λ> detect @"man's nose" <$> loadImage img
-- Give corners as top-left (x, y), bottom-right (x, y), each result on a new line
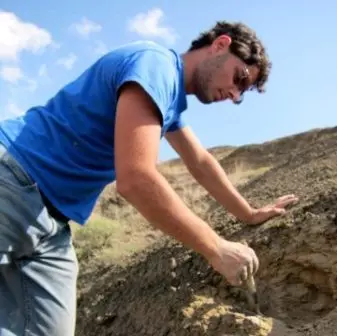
top-left (229, 89), bottom-right (242, 105)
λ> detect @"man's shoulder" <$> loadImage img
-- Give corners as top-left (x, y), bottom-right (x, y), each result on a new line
top-left (109, 40), bottom-right (173, 57)
top-left (100, 40), bottom-right (178, 71)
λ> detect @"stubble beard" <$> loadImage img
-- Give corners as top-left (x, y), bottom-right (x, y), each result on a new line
top-left (192, 52), bottom-right (231, 104)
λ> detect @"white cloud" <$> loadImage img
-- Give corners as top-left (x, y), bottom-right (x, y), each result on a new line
top-left (94, 40), bottom-right (108, 56)
top-left (57, 53), bottom-right (77, 70)
top-left (127, 8), bottom-right (178, 45)
top-left (25, 79), bottom-right (38, 92)
top-left (6, 102), bottom-right (24, 116)
top-left (70, 17), bottom-right (102, 38)
top-left (0, 66), bottom-right (38, 91)
top-left (0, 10), bottom-right (53, 61)
top-left (50, 41), bottom-right (61, 50)
top-left (0, 66), bottom-right (23, 83)
top-left (0, 102), bottom-right (25, 121)
top-left (38, 64), bottom-right (48, 77)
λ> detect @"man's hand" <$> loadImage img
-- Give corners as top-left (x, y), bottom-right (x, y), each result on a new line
top-left (208, 238), bottom-right (259, 286)
top-left (246, 194), bottom-right (299, 225)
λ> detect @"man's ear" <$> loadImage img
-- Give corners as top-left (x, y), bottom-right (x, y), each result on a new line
top-left (212, 34), bottom-right (232, 53)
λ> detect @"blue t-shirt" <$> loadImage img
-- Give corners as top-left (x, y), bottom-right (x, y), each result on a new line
top-left (0, 41), bottom-right (188, 224)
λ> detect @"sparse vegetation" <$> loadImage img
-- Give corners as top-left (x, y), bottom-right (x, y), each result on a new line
top-left (71, 213), bottom-right (162, 269)
top-left (228, 163), bottom-right (271, 185)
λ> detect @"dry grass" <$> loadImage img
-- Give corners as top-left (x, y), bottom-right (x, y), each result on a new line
top-left (228, 164), bottom-right (271, 185)
top-left (158, 161), bottom-right (189, 176)
top-left (71, 213), bottom-right (162, 268)
top-left (158, 145), bottom-right (235, 181)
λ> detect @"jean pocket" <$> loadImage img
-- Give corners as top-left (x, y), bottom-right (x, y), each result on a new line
top-left (0, 156), bottom-right (38, 192)
top-left (0, 181), bottom-right (54, 259)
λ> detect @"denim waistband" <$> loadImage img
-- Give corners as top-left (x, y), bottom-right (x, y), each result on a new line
top-left (0, 144), bottom-right (36, 188)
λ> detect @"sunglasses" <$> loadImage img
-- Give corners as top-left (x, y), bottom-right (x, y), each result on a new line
top-left (233, 64), bottom-right (251, 105)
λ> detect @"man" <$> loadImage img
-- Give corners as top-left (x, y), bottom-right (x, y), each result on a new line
top-left (0, 21), bottom-right (297, 335)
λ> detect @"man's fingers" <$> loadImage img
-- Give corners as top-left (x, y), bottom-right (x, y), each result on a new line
top-left (282, 196), bottom-right (298, 205)
top-left (242, 242), bottom-right (259, 275)
top-left (251, 251), bottom-right (259, 274)
top-left (277, 194), bottom-right (296, 201)
top-left (273, 208), bottom-right (286, 215)
top-left (276, 194), bottom-right (299, 207)
top-left (230, 277), bottom-right (242, 286)
top-left (238, 258), bottom-right (258, 285)
top-left (227, 272), bottom-right (243, 286)
top-left (247, 260), bottom-right (254, 277)
top-left (239, 265), bottom-right (248, 283)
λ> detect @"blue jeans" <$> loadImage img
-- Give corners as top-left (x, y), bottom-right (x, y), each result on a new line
top-left (0, 145), bottom-right (78, 335)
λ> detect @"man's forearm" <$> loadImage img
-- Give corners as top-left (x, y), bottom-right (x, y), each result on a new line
top-left (188, 152), bottom-right (254, 222)
top-left (117, 168), bottom-right (221, 260)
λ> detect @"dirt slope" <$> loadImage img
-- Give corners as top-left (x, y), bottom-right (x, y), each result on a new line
top-left (75, 126), bottom-right (337, 336)
top-left (93, 144), bottom-right (235, 221)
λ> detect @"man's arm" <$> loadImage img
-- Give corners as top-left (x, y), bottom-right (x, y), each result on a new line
top-left (165, 126), bottom-right (298, 224)
top-left (165, 126), bottom-right (254, 223)
top-left (115, 82), bottom-right (220, 260)
top-left (114, 82), bottom-right (258, 286)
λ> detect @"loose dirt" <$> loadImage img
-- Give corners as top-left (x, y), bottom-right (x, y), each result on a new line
top-left (75, 126), bottom-right (337, 336)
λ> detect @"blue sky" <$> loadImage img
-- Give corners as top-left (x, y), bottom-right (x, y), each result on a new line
top-left (0, 1), bottom-right (336, 161)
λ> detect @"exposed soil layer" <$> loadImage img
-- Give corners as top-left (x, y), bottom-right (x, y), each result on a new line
top-left (75, 126), bottom-right (337, 336)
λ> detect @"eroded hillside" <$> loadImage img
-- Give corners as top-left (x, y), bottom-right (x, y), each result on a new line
top-left (74, 126), bottom-right (337, 336)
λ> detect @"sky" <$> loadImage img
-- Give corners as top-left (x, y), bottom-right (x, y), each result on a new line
top-left (0, 1), bottom-right (336, 161)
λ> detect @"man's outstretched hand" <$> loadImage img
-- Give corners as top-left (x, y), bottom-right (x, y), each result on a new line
top-left (246, 194), bottom-right (299, 225)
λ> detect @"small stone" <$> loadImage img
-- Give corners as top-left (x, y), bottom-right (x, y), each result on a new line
top-left (246, 316), bottom-right (262, 326)
top-left (170, 257), bottom-right (177, 269)
top-left (327, 214), bottom-right (335, 220)
top-left (211, 275), bottom-right (222, 286)
top-left (262, 236), bottom-right (270, 245)
top-left (183, 254), bottom-right (192, 262)
top-left (209, 287), bottom-right (218, 296)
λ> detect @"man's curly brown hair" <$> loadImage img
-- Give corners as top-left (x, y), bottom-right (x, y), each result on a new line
top-left (188, 21), bottom-right (272, 93)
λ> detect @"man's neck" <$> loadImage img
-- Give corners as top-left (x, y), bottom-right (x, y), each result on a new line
top-left (181, 49), bottom-right (204, 95)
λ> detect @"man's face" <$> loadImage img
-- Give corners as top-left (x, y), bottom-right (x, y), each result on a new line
top-left (192, 36), bottom-right (259, 105)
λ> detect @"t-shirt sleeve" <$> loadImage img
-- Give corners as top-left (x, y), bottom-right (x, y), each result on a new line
top-left (166, 115), bottom-right (187, 132)
top-left (115, 49), bottom-right (177, 126)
